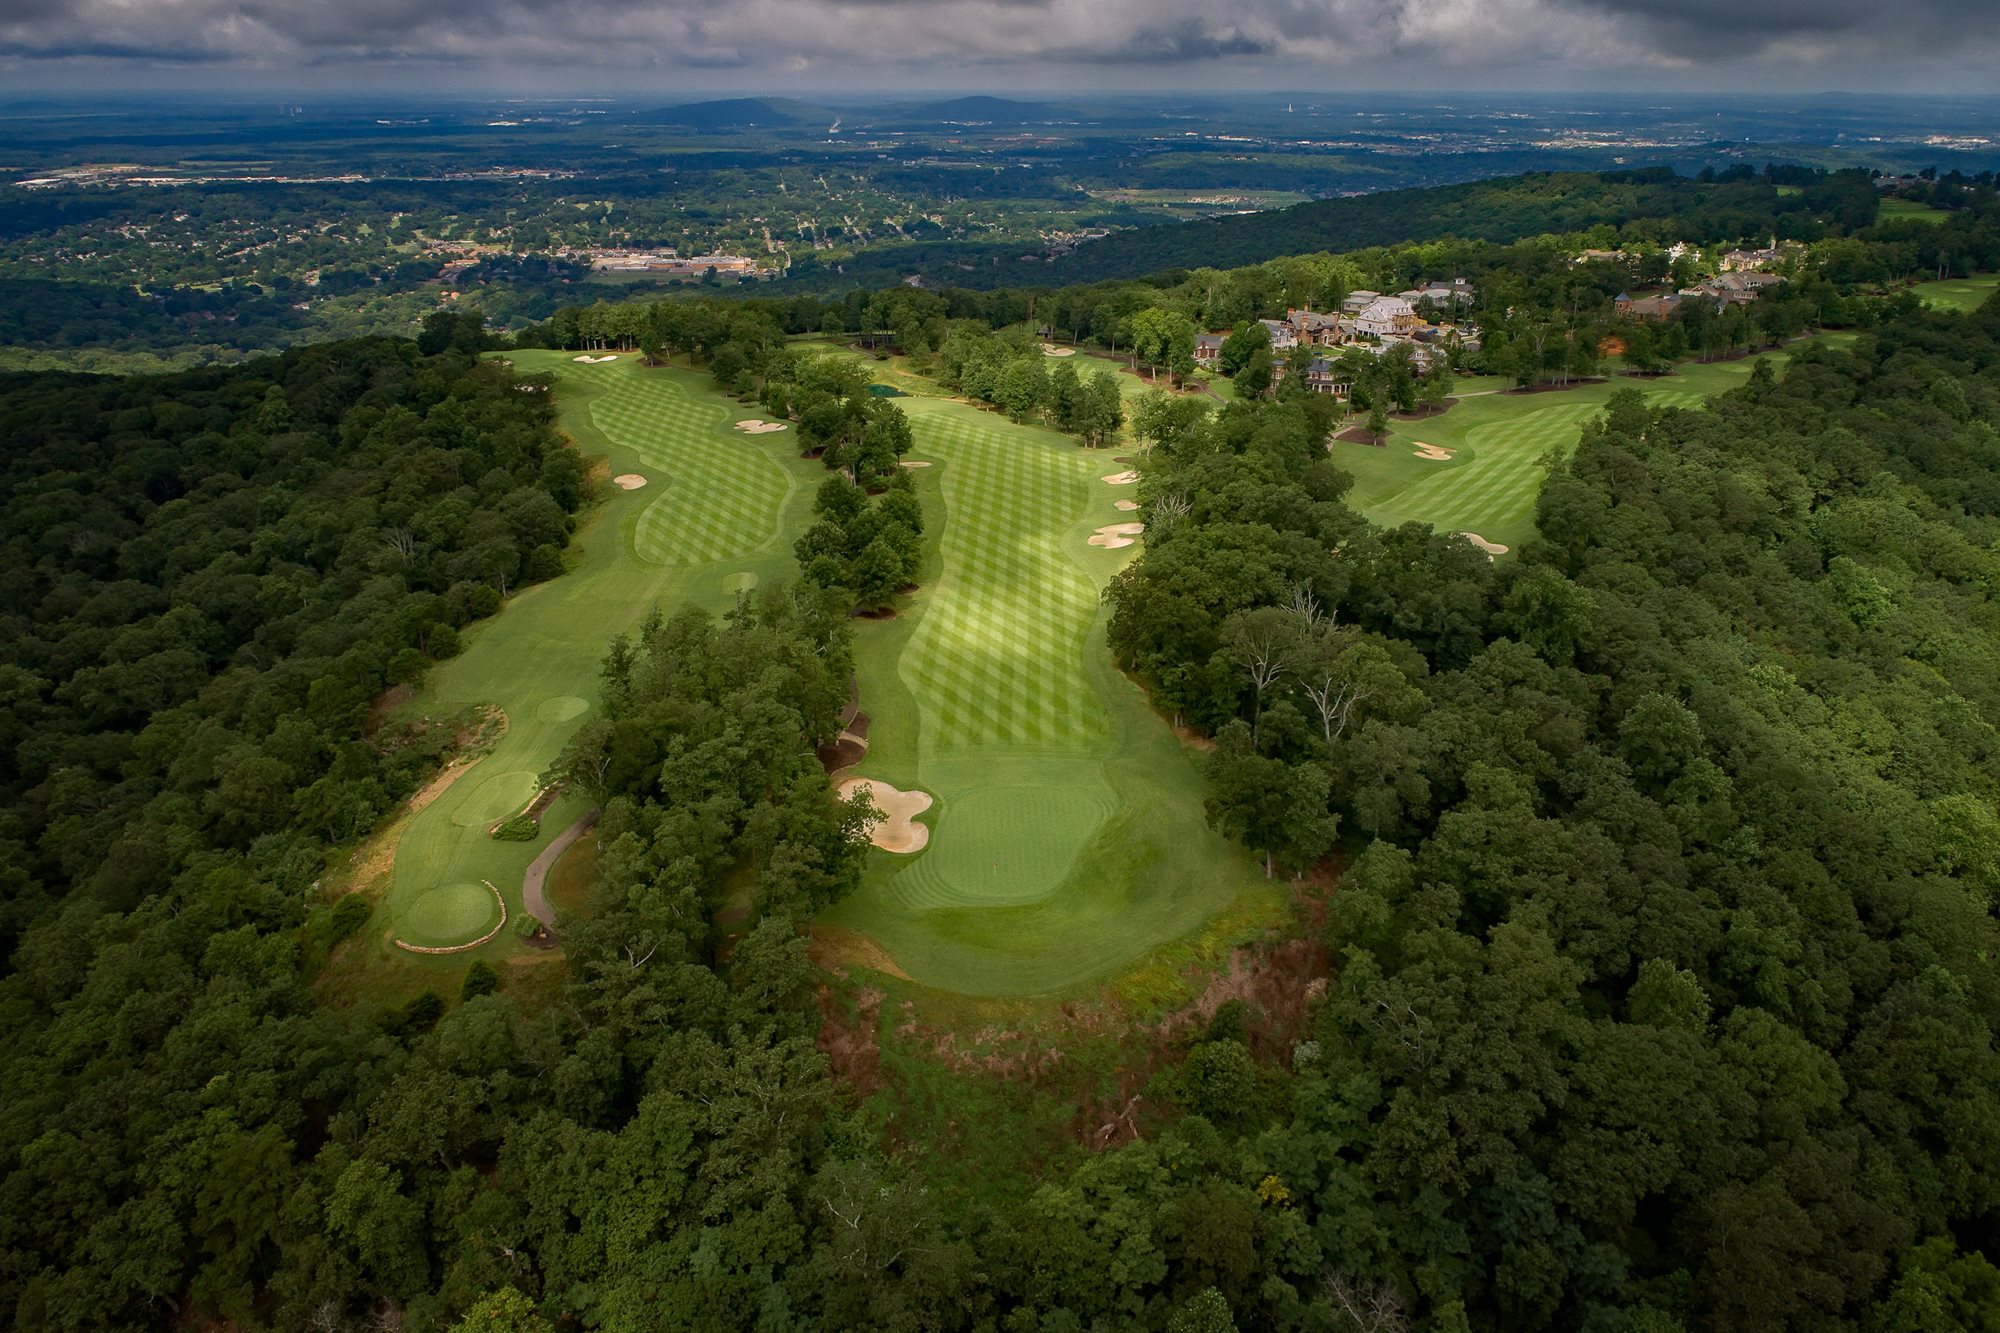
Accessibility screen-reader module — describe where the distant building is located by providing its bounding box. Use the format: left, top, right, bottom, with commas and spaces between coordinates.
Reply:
1303, 358, 1351, 397
589, 249, 760, 277
1719, 238, 1782, 272
1195, 332, 1226, 369
1615, 293, 1682, 322
1354, 296, 1419, 339
1258, 318, 1298, 352
1286, 307, 1346, 347
1340, 290, 1381, 314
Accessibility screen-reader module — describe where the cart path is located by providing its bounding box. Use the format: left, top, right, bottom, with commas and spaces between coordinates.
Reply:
523, 808, 599, 929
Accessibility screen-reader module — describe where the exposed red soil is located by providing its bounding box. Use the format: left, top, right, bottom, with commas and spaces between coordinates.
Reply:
814, 876, 1338, 1154
817, 736, 867, 774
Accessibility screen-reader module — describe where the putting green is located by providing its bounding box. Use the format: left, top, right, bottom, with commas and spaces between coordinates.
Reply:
379, 352, 824, 963
400, 882, 501, 946
450, 770, 539, 828
820, 396, 1267, 995
536, 696, 589, 723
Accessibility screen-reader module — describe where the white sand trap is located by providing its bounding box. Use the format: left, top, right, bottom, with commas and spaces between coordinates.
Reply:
1101, 470, 1140, 485
733, 418, 789, 434
1459, 531, 1509, 556
899, 460, 933, 469
570, 354, 620, 364
838, 777, 933, 853
1042, 344, 1076, 357
1114, 498, 1140, 511
1412, 442, 1455, 461
1088, 521, 1147, 550
612, 473, 647, 490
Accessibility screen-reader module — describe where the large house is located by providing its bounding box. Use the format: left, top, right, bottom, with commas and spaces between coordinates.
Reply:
1195, 332, 1226, 369
1286, 307, 1346, 347
1614, 293, 1683, 322
1303, 358, 1351, 397
1340, 290, 1381, 314
1354, 296, 1419, 339
1258, 318, 1299, 352
1719, 238, 1783, 272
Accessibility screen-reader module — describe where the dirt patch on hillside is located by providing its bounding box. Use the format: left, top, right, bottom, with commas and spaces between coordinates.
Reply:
1334, 426, 1386, 445
812, 928, 912, 982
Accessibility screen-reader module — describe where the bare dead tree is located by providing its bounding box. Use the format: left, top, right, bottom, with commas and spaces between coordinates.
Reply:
1293, 628, 1370, 744
1152, 491, 1192, 527
1225, 608, 1297, 744
1322, 1268, 1408, 1333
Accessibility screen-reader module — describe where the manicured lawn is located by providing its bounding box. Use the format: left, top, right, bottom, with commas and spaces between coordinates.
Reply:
1910, 273, 1999, 313
1337, 349, 1807, 552
819, 396, 1275, 996
335, 352, 824, 990
1878, 197, 1952, 224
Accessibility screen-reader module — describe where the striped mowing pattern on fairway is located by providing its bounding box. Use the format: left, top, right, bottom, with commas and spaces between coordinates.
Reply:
585, 366, 792, 565
1380, 402, 1596, 537
900, 410, 1107, 749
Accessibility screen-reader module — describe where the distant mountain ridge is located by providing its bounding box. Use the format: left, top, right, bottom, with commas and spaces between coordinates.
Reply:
639, 97, 825, 130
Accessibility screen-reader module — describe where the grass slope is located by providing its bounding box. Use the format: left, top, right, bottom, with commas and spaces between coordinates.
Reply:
349, 352, 822, 984
820, 397, 1273, 996
1339, 353, 1800, 552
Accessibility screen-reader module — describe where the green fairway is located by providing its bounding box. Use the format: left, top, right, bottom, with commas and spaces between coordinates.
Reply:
1878, 197, 1952, 224
370, 351, 823, 972
820, 397, 1272, 995
1338, 353, 1798, 552
1910, 273, 1999, 313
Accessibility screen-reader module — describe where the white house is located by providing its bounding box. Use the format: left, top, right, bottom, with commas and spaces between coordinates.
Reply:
1354, 296, 1419, 339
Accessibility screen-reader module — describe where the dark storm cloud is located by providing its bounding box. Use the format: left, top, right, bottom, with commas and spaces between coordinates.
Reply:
1557, 0, 1997, 61
0, 0, 1993, 78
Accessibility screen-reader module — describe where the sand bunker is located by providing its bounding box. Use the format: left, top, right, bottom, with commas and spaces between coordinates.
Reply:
612, 473, 647, 490
733, 418, 789, 434
1042, 344, 1076, 357
1459, 531, 1509, 556
1101, 470, 1140, 485
838, 776, 932, 853
899, 459, 933, 468
1088, 521, 1147, 550
1412, 442, 1455, 461
1114, 498, 1140, 511
570, 354, 620, 364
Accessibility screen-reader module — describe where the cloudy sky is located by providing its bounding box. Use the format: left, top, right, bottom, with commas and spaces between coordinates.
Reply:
0, 0, 1995, 93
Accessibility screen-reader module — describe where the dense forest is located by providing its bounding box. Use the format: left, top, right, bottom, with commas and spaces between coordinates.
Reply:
1102, 291, 2000, 1327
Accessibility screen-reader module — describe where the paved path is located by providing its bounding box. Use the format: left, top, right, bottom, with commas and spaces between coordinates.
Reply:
522, 807, 599, 930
